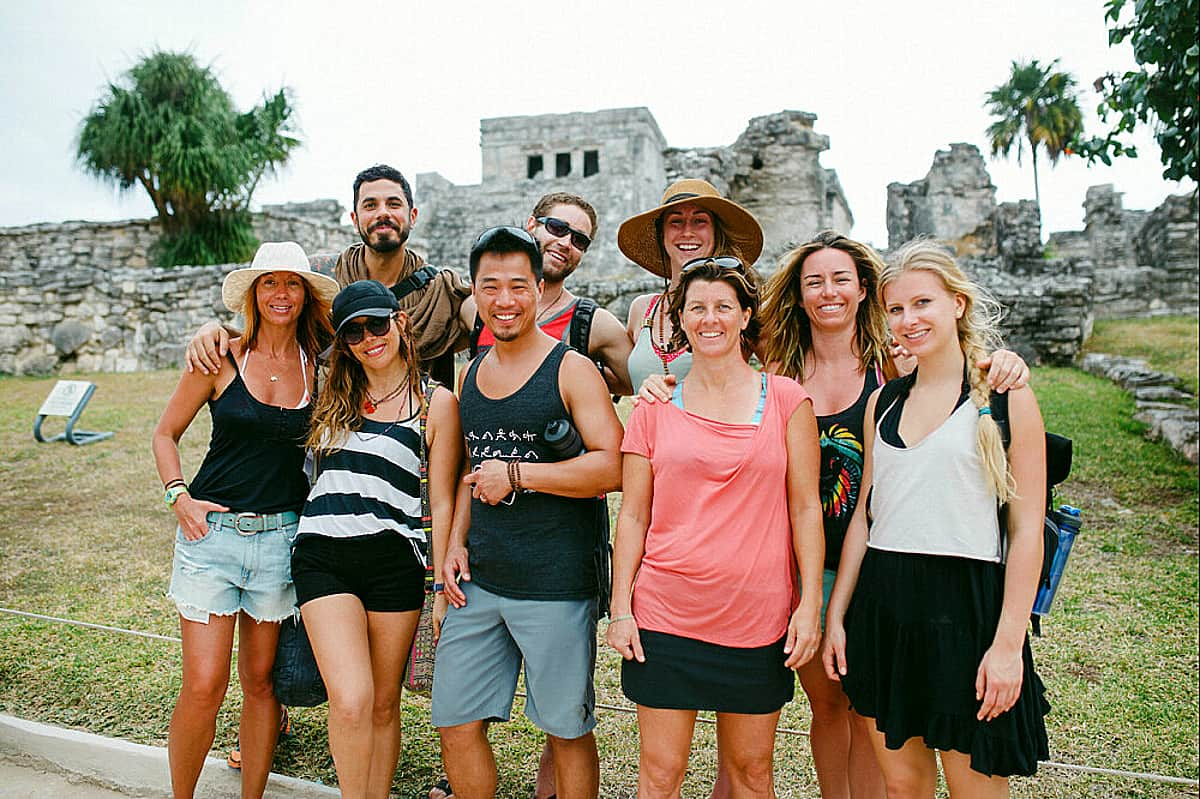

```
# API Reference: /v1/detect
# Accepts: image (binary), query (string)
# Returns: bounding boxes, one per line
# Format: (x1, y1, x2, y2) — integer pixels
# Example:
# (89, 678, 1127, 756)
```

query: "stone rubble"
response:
(1080, 353, 1199, 463)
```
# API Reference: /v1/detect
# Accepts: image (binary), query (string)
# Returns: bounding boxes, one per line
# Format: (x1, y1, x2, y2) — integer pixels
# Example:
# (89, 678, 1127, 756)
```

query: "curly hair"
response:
(667, 259, 762, 354)
(879, 239, 1012, 502)
(305, 312, 424, 454)
(759, 231, 892, 381)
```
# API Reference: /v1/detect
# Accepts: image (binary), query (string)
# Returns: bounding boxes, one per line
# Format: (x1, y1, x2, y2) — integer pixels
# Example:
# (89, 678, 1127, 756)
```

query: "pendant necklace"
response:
(364, 378, 409, 414)
(537, 286, 566, 322)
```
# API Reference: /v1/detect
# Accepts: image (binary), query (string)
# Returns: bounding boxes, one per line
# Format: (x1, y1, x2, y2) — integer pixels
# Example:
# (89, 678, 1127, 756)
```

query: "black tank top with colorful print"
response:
(817, 362, 884, 571)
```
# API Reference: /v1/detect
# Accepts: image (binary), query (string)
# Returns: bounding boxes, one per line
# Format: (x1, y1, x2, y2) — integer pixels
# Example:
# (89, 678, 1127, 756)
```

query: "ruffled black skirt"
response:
(842, 548, 1050, 777)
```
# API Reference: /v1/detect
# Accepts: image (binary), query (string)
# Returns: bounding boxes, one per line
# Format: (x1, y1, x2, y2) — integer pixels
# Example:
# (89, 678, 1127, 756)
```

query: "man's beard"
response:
(359, 221, 409, 254)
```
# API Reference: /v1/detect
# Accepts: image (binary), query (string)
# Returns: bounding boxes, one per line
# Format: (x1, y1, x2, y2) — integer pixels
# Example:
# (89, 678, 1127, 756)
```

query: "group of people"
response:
(153, 163, 1051, 799)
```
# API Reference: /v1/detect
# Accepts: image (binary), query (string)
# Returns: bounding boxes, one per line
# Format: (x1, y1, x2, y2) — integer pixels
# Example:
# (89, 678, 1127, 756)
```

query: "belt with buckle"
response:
(212, 511, 299, 536)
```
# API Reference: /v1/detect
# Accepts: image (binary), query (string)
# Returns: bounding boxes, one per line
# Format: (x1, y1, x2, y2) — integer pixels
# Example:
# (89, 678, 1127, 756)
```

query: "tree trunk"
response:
(1030, 139, 1042, 218)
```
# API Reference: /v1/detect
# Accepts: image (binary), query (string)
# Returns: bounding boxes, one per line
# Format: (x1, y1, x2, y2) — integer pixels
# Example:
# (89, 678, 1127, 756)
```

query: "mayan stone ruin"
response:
(0, 106, 1195, 377)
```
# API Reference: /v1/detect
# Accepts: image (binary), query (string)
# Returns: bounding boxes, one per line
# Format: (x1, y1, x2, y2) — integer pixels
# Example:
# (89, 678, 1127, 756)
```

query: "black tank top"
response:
(816, 362, 883, 570)
(459, 342, 597, 600)
(188, 353, 312, 513)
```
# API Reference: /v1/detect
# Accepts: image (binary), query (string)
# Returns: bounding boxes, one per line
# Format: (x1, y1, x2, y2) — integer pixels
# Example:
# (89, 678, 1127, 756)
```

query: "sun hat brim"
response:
(221, 241, 340, 313)
(617, 182, 764, 278)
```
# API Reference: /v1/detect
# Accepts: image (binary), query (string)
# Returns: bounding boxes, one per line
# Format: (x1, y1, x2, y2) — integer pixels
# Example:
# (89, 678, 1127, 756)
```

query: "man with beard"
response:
(185, 164, 470, 387)
(459, 192, 633, 396)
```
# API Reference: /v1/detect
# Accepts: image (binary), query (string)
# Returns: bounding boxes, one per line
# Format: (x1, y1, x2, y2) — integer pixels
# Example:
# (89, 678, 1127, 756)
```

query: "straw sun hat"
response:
(221, 241, 340, 313)
(617, 179, 764, 278)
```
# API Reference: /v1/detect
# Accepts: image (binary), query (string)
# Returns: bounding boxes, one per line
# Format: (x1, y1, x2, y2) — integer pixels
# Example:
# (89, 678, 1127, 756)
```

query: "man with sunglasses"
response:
(185, 164, 471, 387)
(434, 225, 622, 799)
(460, 192, 633, 396)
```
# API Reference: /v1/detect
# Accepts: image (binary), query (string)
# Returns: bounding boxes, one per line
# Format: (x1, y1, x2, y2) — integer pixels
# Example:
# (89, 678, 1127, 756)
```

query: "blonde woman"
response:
(294, 280, 461, 799)
(823, 240, 1049, 798)
(153, 242, 336, 799)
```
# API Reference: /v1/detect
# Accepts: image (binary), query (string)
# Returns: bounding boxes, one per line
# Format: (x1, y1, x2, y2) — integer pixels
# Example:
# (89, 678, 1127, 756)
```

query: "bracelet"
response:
(608, 614, 635, 624)
(506, 461, 518, 493)
(163, 478, 186, 490)
(432, 582, 445, 594)
(513, 461, 523, 492)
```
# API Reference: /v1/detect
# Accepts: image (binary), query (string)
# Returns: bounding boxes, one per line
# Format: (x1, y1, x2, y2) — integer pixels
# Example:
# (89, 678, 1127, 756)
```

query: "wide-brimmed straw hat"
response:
(617, 179, 764, 278)
(221, 241, 340, 312)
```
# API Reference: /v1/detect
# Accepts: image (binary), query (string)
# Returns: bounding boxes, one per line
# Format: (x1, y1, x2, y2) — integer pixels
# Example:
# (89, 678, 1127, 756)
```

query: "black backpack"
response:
(468, 297, 598, 359)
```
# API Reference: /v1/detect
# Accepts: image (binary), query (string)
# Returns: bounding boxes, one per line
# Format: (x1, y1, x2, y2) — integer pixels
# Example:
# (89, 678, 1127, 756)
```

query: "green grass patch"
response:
(1084, 315, 1199, 395)
(0, 368, 1196, 797)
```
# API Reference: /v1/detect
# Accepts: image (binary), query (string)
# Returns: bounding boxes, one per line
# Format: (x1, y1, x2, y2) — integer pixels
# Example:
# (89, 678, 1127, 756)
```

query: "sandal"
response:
(428, 777, 454, 799)
(227, 706, 292, 770)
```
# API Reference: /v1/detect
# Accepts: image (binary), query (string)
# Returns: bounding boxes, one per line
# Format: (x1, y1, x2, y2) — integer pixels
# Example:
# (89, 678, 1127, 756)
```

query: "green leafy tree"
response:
(1072, 0, 1199, 183)
(77, 51, 299, 266)
(985, 58, 1085, 212)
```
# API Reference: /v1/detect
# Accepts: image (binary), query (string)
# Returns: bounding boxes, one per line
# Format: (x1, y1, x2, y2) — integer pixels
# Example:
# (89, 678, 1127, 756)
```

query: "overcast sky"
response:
(1, 0, 1193, 249)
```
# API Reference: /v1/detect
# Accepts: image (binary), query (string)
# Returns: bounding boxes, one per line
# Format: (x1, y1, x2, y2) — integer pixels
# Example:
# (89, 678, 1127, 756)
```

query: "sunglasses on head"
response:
(340, 315, 394, 345)
(537, 216, 592, 252)
(681, 255, 745, 274)
(474, 225, 537, 249)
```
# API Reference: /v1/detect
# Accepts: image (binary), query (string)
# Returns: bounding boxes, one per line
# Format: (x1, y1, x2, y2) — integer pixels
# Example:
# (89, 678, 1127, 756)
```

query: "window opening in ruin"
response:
(752, 155, 764, 170)
(583, 150, 599, 177)
(555, 153, 572, 177)
(527, 155, 544, 179)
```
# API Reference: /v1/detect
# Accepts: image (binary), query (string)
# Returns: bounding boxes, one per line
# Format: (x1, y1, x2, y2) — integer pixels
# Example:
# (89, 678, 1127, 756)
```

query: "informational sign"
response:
(37, 380, 94, 417)
(33, 380, 113, 446)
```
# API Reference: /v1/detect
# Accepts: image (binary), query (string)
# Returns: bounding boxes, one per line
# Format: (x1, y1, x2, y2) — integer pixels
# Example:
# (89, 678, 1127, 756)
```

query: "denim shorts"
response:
(431, 581, 597, 739)
(168, 511, 299, 624)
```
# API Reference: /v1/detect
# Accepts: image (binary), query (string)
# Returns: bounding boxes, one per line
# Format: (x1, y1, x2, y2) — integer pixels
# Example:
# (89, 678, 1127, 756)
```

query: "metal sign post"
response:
(33, 380, 114, 445)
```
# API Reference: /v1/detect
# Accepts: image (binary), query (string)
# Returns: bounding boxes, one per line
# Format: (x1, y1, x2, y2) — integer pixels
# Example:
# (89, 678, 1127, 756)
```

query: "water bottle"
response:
(544, 418, 585, 459)
(1032, 505, 1081, 616)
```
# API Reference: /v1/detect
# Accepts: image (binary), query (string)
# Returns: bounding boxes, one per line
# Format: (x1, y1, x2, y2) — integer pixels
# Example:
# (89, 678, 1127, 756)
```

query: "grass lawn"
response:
(1084, 315, 1200, 395)
(0, 355, 1196, 797)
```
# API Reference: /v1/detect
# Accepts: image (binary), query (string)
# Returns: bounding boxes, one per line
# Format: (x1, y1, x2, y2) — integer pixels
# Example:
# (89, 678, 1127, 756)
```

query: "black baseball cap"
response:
(330, 279, 399, 335)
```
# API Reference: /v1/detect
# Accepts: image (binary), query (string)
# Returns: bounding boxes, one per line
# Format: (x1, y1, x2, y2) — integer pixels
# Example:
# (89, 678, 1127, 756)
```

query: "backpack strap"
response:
(569, 297, 598, 356)
(418, 377, 439, 589)
(468, 313, 486, 359)
(391, 265, 440, 302)
(989, 389, 1011, 449)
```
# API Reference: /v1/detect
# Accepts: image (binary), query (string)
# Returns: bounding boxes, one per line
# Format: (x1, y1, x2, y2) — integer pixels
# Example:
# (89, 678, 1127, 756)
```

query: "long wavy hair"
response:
(667, 259, 762, 354)
(759, 231, 892, 381)
(241, 274, 333, 361)
(879, 239, 1012, 502)
(306, 311, 424, 453)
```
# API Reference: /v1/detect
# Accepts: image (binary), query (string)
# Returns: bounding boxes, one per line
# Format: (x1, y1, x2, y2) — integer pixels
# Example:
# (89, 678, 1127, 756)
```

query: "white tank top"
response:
(869, 400, 1002, 562)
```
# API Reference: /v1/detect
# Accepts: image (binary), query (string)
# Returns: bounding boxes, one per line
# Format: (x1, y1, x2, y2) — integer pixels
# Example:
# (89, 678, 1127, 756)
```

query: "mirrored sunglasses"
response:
(681, 255, 745, 274)
(537, 216, 592, 252)
(340, 315, 393, 345)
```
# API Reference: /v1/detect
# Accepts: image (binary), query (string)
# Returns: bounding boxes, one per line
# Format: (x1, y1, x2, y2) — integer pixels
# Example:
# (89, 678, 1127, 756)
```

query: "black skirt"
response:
(621, 629, 794, 714)
(842, 548, 1050, 777)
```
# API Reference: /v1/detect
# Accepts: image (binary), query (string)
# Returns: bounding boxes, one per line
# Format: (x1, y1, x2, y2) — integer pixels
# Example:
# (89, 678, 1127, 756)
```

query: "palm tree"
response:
(985, 59, 1084, 213)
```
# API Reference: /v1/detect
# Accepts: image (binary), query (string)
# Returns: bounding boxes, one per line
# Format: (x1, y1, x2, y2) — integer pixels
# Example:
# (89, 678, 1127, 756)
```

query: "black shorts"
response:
(291, 533, 425, 612)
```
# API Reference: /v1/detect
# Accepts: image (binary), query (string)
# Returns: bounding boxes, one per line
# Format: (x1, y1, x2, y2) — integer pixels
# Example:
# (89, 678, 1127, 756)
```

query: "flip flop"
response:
(427, 777, 454, 799)
(227, 706, 292, 770)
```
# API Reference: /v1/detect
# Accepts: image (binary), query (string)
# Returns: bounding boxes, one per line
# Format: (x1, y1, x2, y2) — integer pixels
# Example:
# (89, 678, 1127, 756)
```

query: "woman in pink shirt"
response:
(607, 256, 825, 798)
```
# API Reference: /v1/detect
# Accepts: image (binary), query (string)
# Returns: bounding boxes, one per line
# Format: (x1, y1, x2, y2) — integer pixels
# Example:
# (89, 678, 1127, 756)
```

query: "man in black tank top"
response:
(432, 226, 623, 799)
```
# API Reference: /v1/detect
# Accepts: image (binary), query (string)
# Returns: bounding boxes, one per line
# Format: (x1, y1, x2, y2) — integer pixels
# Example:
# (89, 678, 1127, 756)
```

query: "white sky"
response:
(1, 0, 1193, 249)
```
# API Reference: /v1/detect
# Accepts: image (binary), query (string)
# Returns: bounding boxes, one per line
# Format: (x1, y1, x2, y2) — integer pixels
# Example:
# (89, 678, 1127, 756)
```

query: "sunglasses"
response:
(681, 255, 745, 274)
(537, 216, 592, 252)
(474, 225, 537, 248)
(340, 315, 394, 345)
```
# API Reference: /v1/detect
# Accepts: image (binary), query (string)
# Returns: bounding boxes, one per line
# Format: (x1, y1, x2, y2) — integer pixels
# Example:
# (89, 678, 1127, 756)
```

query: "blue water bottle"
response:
(1032, 505, 1081, 616)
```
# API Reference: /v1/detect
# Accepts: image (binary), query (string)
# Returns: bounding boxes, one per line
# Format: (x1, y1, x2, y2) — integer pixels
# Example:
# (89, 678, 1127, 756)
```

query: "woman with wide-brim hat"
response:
(620, 179, 763, 389)
(152, 241, 337, 799)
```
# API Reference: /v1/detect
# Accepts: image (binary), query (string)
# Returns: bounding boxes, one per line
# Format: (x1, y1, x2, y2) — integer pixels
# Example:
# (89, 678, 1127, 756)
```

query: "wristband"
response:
(432, 582, 445, 594)
(163, 478, 186, 490)
(608, 613, 635, 624)
(163, 484, 189, 508)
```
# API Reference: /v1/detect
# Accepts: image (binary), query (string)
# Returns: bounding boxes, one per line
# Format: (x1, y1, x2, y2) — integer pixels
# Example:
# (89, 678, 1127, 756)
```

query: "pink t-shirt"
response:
(621, 374, 812, 648)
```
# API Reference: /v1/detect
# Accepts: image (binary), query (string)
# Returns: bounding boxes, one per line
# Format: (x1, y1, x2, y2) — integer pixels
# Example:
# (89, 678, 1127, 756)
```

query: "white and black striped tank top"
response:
(297, 412, 426, 565)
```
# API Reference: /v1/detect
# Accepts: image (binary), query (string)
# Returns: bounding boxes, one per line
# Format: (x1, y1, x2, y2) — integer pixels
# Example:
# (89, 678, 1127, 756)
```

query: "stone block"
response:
(51, 320, 91, 355)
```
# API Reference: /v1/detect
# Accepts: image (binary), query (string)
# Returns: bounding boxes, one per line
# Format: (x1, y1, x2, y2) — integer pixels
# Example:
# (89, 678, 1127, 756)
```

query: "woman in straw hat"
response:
(294, 279, 462, 799)
(608, 256, 824, 798)
(152, 241, 337, 799)
(619, 179, 764, 389)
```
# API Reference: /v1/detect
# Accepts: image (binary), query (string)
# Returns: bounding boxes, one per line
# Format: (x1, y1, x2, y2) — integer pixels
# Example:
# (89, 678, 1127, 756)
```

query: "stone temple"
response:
(411, 106, 852, 310)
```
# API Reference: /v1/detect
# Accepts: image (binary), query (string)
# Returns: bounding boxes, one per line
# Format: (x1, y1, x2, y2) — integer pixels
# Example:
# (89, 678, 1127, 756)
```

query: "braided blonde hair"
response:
(880, 240, 1013, 502)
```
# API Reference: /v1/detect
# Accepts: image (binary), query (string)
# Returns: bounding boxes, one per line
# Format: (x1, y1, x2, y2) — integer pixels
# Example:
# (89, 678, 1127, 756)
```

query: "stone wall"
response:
(887, 143, 998, 255)
(0, 204, 356, 374)
(411, 107, 851, 300)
